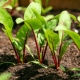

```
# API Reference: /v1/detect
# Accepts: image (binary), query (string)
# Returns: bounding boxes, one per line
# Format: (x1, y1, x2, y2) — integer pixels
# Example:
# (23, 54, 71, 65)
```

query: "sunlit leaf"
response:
(55, 11, 71, 44)
(77, 16, 80, 22)
(60, 65, 67, 71)
(25, 45, 35, 59)
(0, 7, 13, 30)
(32, 8, 46, 25)
(44, 29, 59, 53)
(29, 61, 48, 68)
(55, 25, 67, 31)
(4, 5, 12, 9)
(70, 68, 80, 71)
(42, 6, 52, 14)
(10, 0, 18, 7)
(58, 11, 71, 30)
(37, 33, 45, 47)
(65, 30, 80, 49)
(44, 15, 54, 21)
(26, 18, 42, 31)
(70, 14, 76, 21)
(0, 7, 13, 41)
(71, 74, 80, 77)
(16, 18, 24, 24)
(46, 19, 57, 30)
(15, 24, 29, 51)
(24, 2, 41, 20)
(0, 0, 8, 7)
(0, 72, 11, 80)
(33, 0, 42, 4)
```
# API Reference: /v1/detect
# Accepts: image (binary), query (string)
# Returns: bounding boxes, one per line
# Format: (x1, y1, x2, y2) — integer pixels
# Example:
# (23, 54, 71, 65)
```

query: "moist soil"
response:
(0, 10, 80, 80)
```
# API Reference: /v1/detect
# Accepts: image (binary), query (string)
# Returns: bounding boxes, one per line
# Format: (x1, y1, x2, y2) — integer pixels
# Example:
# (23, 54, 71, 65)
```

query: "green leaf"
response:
(42, 6, 52, 14)
(25, 45, 35, 59)
(44, 15, 54, 21)
(4, 5, 12, 9)
(0, 7, 13, 30)
(60, 65, 67, 71)
(53, 14, 60, 20)
(55, 25, 67, 31)
(70, 68, 80, 71)
(55, 11, 71, 44)
(10, 0, 18, 7)
(37, 33, 45, 47)
(0, 62, 15, 65)
(59, 40, 73, 59)
(24, 2, 41, 20)
(0, 0, 8, 7)
(26, 18, 42, 31)
(44, 29, 59, 53)
(0, 7, 13, 41)
(15, 24, 29, 51)
(16, 18, 24, 24)
(46, 0, 49, 5)
(46, 19, 57, 30)
(58, 11, 71, 30)
(16, 6, 26, 12)
(77, 16, 80, 22)
(65, 30, 80, 49)
(71, 73, 80, 77)
(70, 14, 76, 21)
(32, 8, 46, 25)
(2, 27, 13, 41)
(29, 61, 48, 68)
(0, 72, 11, 80)
(33, 0, 42, 4)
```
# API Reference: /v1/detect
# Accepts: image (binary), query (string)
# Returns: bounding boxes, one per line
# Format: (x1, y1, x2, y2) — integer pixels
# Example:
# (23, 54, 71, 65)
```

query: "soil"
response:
(0, 10, 80, 80)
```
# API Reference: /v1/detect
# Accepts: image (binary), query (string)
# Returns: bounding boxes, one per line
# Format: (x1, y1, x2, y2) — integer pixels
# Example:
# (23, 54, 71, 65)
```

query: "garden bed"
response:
(0, 23, 80, 80)
(0, 1, 80, 79)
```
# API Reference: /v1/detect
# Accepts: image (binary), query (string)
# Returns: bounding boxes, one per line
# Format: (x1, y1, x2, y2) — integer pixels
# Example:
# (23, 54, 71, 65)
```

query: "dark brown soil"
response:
(0, 25, 80, 80)
(0, 10, 80, 80)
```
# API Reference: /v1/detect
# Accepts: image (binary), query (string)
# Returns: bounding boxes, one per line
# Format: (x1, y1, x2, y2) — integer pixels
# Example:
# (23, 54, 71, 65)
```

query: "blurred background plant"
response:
(0, 72, 11, 80)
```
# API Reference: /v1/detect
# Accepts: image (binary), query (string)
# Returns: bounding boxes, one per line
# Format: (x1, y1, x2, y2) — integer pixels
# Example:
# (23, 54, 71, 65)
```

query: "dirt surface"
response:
(0, 9, 80, 80)
(0, 24, 80, 80)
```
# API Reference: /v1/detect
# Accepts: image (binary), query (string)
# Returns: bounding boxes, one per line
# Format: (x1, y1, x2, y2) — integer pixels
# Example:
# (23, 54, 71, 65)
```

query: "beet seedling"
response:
(16, 1, 54, 65)
(23, 2, 48, 64)
(33, 0, 52, 14)
(0, 2, 42, 63)
(43, 11, 74, 69)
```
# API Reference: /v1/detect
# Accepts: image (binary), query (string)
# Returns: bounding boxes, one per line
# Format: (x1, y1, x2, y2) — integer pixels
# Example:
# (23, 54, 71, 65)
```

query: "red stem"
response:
(58, 32, 63, 67)
(42, 42, 48, 63)
(32, 30, 42, 63)
(23, 33, 28, 63)
(52, 54, 58, 69)
(11, 42, 21, 63)
(10, 7, 15, 15)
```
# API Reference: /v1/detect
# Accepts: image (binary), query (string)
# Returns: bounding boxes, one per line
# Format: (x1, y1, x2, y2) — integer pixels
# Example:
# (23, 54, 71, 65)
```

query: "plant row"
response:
(0, 0, 80, 70)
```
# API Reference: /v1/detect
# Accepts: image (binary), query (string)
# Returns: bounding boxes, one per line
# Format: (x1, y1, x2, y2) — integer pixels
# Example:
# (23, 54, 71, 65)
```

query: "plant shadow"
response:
(0, 54, 17, 72)
(25, 54, 49, 65)
(15, 64, 67, 80)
